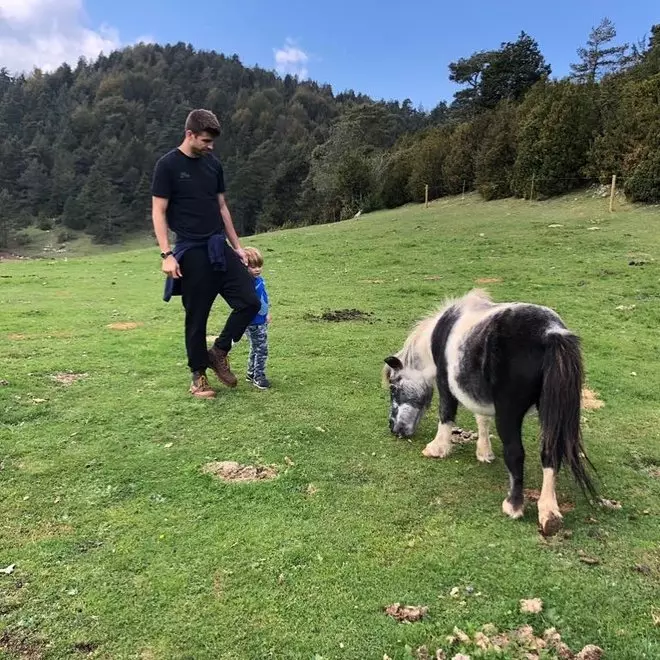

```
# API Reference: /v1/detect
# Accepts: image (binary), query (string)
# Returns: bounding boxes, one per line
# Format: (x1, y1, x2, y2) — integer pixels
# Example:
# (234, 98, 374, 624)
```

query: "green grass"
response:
(1, 192, 659, 659)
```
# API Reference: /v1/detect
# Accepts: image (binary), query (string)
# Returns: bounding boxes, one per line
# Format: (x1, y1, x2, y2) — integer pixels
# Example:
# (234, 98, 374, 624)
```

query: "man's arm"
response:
(218, 193, 247, 265)
(152, 196, 181, 278)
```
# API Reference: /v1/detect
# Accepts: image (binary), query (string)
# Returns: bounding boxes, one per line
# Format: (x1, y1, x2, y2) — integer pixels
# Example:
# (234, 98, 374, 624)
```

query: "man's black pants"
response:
(179, 244, 260, 373)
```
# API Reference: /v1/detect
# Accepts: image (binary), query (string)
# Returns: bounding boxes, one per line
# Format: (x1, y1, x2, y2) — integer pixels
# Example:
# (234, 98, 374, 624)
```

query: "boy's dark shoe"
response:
(252, 376, 271, 390)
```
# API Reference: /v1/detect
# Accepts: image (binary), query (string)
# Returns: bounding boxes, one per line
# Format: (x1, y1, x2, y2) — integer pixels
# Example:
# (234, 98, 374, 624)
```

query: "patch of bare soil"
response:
(403, 623, 603, 660)
(202, 461, 278, 482)
(384, 603, 429, 622)
(475, 277, 502, 284)
(581, 388, 604, 410)
(50, 373, 87, 386)
(0, 630, 46, 659)
(305, 309, 374, 322)
(107, 322, 143, 330)
(423, 275, 443, 281)
(520, 598, 543, 614)
(8, 331, 73, 341)
(646, 466, 660, 479)
(72, 641, 98, 654)
(451, 427, 478, 444)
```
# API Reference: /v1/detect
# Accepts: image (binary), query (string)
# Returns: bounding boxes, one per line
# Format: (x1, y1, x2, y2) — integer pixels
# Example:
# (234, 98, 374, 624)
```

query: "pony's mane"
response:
(388, 288, 494, 377)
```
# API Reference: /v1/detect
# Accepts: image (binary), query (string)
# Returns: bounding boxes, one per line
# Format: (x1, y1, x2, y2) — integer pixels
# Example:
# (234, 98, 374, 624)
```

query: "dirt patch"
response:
(9, 331, 73, 341)
(212, 572, 224, 597)
(20, 522, 74, 543)
(645, 466, 660, 479)
(384, 603, 428, 622)
(523, 489, 575, 514)
(72, 641, 98, 654)
(423, 275, 443, 281)
(581, 388, 604, 410)
(475, 277, 502, 284)
(520, 598, 543, 614)
(202, 461, 278, 482)
(577, 550, 601, 566)
(107, 322, 143, 330)
(451, 427, 478, 444)
(404, 623, 602, 659)
(50, 373, 87, 386)
(0, 630, 46, 659)
(305, 309, 374, 322)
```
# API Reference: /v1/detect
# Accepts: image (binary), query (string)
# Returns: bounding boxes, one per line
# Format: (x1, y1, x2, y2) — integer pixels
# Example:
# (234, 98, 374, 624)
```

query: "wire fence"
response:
(423, 174, 626, 212)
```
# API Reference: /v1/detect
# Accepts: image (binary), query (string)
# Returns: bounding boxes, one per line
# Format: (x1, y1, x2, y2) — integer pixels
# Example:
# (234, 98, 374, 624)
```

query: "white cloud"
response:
(0, 0, 125, 74)
(274, 39, 309, 79)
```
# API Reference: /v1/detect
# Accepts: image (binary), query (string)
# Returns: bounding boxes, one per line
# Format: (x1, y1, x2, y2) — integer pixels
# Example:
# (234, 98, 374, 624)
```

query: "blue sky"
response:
(1, 0, 657, 110)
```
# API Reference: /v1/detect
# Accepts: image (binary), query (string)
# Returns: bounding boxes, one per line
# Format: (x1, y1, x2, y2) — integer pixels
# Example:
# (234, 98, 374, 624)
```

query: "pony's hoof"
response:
(502, 498, 524, 519)
(476, 450, 495, 463)
(422, 443, 451, 459)
(539, 511, 563, 537)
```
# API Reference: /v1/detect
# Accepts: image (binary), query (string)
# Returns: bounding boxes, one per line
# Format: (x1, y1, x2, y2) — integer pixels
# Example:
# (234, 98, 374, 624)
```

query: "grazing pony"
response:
(383, 289, 596, 536)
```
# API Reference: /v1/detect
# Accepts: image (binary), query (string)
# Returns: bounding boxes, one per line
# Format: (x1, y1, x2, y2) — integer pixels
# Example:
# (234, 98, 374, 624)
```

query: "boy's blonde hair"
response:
(243, 246, 264, 268)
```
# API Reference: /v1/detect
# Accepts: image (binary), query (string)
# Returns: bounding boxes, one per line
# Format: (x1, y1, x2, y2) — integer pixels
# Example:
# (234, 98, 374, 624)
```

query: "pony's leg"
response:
(537, 456, 563, 536)
(422, 378, 458, 459)
(475, 414, 495, 463)
(495, 408, 525, 519)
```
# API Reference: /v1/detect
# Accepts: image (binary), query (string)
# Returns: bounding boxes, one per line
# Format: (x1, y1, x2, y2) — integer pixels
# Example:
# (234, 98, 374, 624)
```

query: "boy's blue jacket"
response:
(251, 275, 269, 325)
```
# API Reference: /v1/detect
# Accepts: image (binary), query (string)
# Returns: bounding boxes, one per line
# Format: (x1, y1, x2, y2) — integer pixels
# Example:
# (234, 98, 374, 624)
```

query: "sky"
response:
(0, 0, 657, 110)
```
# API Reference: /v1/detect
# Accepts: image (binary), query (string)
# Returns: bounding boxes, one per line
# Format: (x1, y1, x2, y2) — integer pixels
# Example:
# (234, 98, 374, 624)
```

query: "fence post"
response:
(462, 180, 466, 203)
(609, 174, 617, 213)
(530, 173, 536, 202)
(424, 184, 429, 208)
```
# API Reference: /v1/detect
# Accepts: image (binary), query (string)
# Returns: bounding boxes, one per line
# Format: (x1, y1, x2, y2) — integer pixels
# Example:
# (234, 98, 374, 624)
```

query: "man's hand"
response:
(235, 247, 248, 266)
(162, 254, 182, 278)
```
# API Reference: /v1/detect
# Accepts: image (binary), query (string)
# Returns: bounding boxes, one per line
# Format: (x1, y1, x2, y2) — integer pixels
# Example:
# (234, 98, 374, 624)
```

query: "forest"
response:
(0, 18, 658, 246)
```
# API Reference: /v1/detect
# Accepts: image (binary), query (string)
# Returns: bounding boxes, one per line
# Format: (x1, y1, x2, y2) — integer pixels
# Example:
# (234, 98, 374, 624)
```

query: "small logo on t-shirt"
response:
(179, 171, 191, 179)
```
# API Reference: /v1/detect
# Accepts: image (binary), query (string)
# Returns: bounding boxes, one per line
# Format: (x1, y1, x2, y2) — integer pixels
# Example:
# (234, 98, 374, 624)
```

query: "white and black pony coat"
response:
(384, 289, 596, 536)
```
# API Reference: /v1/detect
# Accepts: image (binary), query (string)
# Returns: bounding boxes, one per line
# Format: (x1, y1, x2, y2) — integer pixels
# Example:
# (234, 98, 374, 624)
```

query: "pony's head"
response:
(383, 355, 433, 438)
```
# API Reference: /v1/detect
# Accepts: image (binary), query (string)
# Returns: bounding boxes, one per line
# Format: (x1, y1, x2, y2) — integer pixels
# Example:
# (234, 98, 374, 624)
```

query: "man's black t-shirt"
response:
(151, 148, 226, 240)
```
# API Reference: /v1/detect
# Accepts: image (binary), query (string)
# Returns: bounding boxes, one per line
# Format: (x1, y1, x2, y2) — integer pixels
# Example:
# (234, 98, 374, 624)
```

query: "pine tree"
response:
(570, 18, 629, 83)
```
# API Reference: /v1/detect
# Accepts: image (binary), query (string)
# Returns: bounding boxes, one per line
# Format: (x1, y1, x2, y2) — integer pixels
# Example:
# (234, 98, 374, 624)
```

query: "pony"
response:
(383, 289, 596, 536)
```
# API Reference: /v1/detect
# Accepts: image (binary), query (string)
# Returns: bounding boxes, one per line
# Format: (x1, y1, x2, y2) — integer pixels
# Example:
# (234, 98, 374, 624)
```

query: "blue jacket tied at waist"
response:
(163, 233, 227, 302)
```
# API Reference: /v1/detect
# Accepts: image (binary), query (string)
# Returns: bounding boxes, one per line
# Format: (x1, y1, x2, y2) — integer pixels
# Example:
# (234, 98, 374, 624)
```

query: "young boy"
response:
(243, 247, 271, 389)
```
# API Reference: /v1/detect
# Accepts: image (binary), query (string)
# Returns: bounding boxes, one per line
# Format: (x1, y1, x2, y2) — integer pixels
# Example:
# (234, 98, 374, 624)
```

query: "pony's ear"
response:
(384, 356, 403, 371)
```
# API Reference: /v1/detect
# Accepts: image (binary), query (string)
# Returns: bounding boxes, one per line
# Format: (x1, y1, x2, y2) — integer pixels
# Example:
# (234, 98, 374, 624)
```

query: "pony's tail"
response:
(539, 331, 597, 500)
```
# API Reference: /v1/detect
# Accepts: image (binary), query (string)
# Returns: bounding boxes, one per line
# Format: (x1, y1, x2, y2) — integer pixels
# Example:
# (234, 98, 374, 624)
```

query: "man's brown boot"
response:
(208, 346, 238, 388)
(189, 371, 216, 398)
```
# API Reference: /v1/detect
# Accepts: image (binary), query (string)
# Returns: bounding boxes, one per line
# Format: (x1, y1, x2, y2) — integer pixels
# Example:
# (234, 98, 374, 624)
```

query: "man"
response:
(151, 109, 260, 398)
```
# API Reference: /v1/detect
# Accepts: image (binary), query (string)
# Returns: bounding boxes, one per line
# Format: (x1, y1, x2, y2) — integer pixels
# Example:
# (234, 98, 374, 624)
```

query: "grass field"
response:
(1, 193, 659, 659)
